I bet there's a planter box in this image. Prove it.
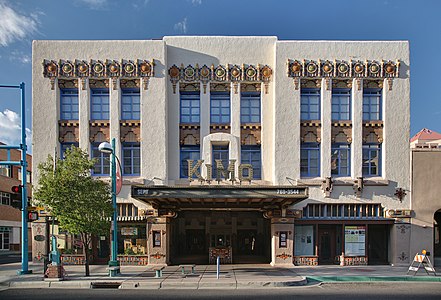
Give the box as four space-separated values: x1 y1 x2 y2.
117 255 149 265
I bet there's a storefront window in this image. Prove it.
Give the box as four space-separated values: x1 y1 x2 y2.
294 225 315 256
120 225 147 254
344 225 366 256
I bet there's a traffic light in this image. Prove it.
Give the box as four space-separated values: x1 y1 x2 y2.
27 211 39 222
11 185 23 210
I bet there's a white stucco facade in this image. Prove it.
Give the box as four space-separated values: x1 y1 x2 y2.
32 36 411 266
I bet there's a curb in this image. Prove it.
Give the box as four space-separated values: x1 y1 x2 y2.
307 276 441 283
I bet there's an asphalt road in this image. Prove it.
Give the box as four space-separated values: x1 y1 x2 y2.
1 282 441 300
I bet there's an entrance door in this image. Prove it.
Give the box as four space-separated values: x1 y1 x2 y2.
186 229 206 254
368 225 389 264
318 226 336 264
237 230 257 256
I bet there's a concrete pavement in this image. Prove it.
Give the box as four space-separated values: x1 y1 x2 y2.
0 262 440 290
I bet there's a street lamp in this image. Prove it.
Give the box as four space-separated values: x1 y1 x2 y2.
99 138 120 277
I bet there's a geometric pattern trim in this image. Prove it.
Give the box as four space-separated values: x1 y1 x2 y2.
288 59 400 90
43 59 155 90
168 63 272 94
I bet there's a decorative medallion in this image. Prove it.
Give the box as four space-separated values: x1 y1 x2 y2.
353 61 365 76
337 62 350 76
322 60 333 76
76 60 89 77
306 61 318 76
60 60 75 77
122 60 137 77
213 65 227 81
91 60 105 77
245 65 257 81
107 60 120 78
230 65 241 81
183 65 197 81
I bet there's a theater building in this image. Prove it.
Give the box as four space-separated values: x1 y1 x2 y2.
32 36 411 266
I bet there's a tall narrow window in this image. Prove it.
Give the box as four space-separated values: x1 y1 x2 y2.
60 89 79 120
331 144 351 177
332 89 351 121
180 91 200 123
301 88 320 120
363 89 382 121
210 91 230 124
91 143 110 175
212 145 229 179
241 145 261 179
362 144 381 176
60 142 79 159
121 88 140 120
241 92 260 123
180 146 200 178
122 142 140 176
300 143 320 177
0 165 12 177
91 89 109 120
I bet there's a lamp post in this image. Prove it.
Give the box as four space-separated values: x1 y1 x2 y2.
99 138 120 277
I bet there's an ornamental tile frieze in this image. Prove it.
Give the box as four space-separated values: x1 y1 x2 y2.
168 64 273 94
287 59 400 91
43 59 155 90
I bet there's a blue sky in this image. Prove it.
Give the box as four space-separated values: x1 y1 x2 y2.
0 0 440 152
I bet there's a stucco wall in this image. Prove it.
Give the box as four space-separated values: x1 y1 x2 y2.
410 149 441 260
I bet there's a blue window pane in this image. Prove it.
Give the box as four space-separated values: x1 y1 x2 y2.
90 89 109 120
241 146 261 179
331 144 351 177
331 89 351 121
180 91 200 124
91 142 110 175
241 92 260 123
212 145 229 179
300 143 320 177
363 89 382 121
60 89 79 120
180 146 200 178
121 89 140 120
122 143 140 175
210 91 230 124
362 144 381 176
300 88 321 120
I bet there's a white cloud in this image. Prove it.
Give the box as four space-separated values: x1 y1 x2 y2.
0 109 32 152
191 0 202 5
77 0 109 10
174 17 188 34
0 2 39 47
9 50 31 64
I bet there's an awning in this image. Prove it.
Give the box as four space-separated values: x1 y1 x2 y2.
131 185 308 210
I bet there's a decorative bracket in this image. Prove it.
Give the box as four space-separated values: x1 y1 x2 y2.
353 177 364 197
394 187 407 202
321 176 333 197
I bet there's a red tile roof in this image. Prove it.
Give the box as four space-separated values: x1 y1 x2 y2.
411 128 441 142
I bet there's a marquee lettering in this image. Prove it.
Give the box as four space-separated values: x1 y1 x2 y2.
187 159 254 183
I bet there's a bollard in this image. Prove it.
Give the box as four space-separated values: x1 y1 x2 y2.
216 256 220 279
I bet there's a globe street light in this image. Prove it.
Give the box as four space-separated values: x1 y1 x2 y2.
99 138 120 277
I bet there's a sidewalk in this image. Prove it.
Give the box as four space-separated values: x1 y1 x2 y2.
0 262 439 290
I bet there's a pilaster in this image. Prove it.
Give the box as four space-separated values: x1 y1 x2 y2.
321 78 332 178
78 78 90 151
352 78 363 178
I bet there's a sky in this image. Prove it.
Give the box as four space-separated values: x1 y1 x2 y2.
0 0 440 153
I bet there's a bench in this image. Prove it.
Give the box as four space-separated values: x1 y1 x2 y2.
153 266 165 278
179 264 196 275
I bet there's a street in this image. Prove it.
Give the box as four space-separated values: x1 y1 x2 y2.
1 282 441 300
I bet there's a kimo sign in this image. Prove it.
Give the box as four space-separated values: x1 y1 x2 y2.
187 159 254 183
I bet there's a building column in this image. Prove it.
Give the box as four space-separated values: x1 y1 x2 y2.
147 217 171 265
78 78 90 151
270 217 294 266
321 78 332 178
109 79 121 159
352 79 363 178
200 82 210 144
231 83 241 139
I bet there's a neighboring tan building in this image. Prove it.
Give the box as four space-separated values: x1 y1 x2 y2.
410 129 441 266
32 36 410 266
0 141 32 253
